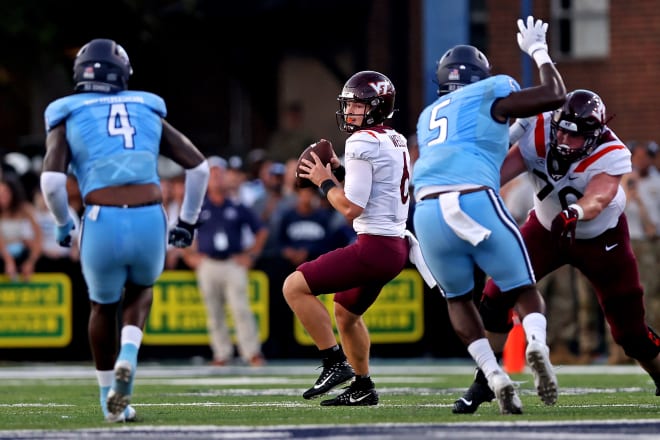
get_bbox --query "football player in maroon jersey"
[454,89,660,414]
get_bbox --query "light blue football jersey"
[44,90,169,303]
[413,75,520,197]
[44,91,167,198]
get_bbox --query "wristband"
[532,49,553,68]
[568,203,584,220]
[332,165,346,182]
[319,179,337,197]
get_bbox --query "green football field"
[0,360,658,438]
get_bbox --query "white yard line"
[0,361,646,379]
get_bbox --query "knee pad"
[619,326,660,361]
[479,294,515,333]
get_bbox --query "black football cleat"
[452,370,495,414]
[320,380,379,406]
[303,359,355,400]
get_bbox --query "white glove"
[516,16,549,57]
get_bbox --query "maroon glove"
[550,207,579,245]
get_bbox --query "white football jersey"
[343,126,411,236]
[517,113,631,239]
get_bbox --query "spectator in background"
[266,101,316,163]
[0,174,42,281]
[276,186,334,270]
[618,140,660,363]
[0,233,16,279]
[4,152,39,197]
[238,149,268,208]
[253,161,287,222]
[260,158,302,261]
[182,156,268,367]
[225,155,246,202]
[282,157,302,200]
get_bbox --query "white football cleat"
[488,370,523,415]
[526,339,558,405]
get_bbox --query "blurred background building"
[1,0,656,162]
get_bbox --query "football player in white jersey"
[284,71,411,406]
[456,89,660,413]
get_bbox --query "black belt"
[421,186,490,201]
[208,255,232,261]
[91,199,162,208]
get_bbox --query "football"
[295,139,335,188]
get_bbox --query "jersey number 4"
[108,103,136,149]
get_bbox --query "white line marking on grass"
[136,402,310,408]
[0,403,73,407]
[139,376,442,386]
[0,363,648,380]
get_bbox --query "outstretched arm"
[493,16,566,121]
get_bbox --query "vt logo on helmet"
[336,71,396,133]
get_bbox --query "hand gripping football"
[295,139,334,188]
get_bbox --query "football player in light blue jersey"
[412,17,566,415]
[40,39,209,422]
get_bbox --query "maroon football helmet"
[550,89,607,162]
[336,70,396,133]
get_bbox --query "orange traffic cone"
[503,312,526,374]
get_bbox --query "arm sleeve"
[179,160,210,224]
[343,158,372,208]
[40,171,71,226]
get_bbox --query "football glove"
[550,207,579,245]
[55,219,75,248]
[516,15,548,58]
[168,218,197,248]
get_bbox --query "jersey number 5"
[108,103,136,149]
[427,98,451,146]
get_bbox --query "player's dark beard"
[547,148,572,180]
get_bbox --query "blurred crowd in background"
[0,112,658,366]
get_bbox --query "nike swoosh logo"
[349,394,371,403]
[459,397,473,406]
[313,376,333,389]
[605,243,618,251]
[568,176,579,180]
